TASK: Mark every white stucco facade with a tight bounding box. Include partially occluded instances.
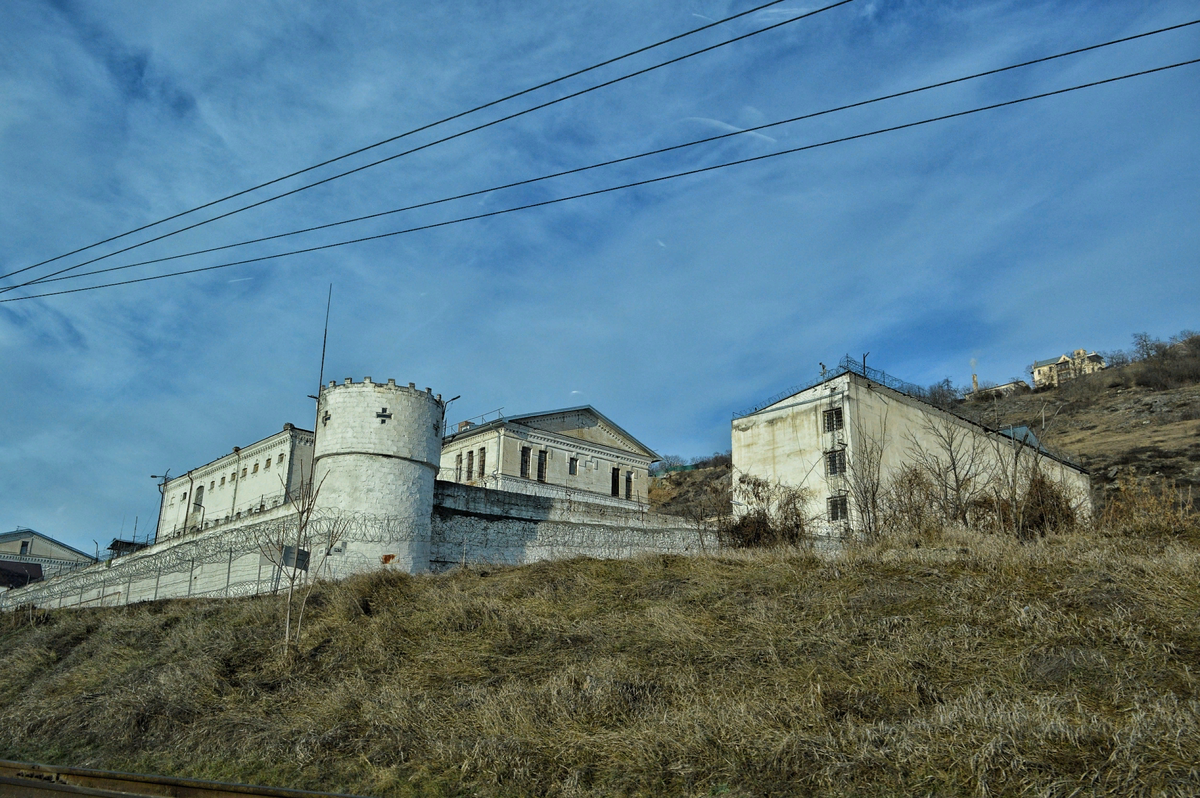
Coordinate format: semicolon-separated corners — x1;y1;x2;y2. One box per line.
156;424;314;542
1;381;700;612
439;407;657;507
732;371;1092;534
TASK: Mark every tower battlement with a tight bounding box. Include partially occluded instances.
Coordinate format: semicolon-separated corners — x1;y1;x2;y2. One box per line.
322;377;441;402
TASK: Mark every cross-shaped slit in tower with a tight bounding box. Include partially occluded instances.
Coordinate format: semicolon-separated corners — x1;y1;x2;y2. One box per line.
377;407;392;424
322;411;331;426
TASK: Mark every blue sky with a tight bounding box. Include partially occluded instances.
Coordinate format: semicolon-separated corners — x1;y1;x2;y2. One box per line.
1;0;1197;553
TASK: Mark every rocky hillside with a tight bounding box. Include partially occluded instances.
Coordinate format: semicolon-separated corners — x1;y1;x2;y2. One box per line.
959;379;1200;499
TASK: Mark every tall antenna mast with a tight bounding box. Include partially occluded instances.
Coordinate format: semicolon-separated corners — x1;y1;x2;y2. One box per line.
318;284;332;393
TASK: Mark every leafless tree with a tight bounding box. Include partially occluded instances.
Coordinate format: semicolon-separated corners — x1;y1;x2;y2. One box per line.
254;463;345;646
846;406;888;539
904;414;990;528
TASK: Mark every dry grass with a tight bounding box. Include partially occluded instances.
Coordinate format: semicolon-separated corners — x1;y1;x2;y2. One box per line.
2;529;1199;797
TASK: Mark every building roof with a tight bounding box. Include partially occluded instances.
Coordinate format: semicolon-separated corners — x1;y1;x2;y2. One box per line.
444;405;659;461
737;359;1087;474
0;528;95;562
162;422;313;488
1032;357;1064;369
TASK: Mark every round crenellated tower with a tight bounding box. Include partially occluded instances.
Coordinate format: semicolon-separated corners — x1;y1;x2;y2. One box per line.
312;377;445;573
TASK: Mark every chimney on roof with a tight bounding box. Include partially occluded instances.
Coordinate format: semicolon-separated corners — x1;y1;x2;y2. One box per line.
972;374;979;393
458;420;474;432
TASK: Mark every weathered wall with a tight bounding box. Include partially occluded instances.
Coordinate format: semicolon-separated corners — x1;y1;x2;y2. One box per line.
430;481;713;570
732;373;1092;532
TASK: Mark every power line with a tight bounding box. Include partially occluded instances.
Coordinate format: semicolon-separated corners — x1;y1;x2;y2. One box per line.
18;19;1196;291
0;0;854;289
3;57;1195;305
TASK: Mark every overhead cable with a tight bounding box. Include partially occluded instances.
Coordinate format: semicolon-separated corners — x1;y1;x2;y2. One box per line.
17;18;1196;290
3;57;1195;304
0;0;855;290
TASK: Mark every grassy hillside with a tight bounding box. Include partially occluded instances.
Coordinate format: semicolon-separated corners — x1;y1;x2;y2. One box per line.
2;527;1198;797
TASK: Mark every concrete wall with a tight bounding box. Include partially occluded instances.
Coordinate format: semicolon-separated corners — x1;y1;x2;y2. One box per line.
430;481;713;570
0;480;714;610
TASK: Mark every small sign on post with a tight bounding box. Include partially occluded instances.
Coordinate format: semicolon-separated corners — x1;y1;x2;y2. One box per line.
281;545;310;571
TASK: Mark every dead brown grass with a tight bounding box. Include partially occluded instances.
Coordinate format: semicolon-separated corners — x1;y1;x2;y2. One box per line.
2;529;1198;797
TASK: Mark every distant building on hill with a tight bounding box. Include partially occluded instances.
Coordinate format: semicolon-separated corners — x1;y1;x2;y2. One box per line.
1031;349;1106;388
965;375;1030;401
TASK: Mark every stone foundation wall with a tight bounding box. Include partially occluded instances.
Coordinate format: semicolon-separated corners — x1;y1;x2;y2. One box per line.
430;481;713;570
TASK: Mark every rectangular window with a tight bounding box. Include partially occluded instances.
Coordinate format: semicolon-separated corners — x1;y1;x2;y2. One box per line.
220;476;226;487
625;471;633;500
466;450;474;480
521;447;532;479
231;472;237;482
19;541;29;556
241;468;247;478
478;448;486;479
823;407;844;432
826;449;846;476
611;467;620;497
569;457;578;476
537;450;547;482
828;495;849;522
455;452;463;482
265;457;272;470
253;462;259;473
209;481;215;491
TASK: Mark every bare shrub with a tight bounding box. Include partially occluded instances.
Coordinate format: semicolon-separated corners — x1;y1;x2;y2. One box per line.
846;408;888;539
881;465;940;538
1101;474;1198;539
722;474;813;548
1020;466;1077;537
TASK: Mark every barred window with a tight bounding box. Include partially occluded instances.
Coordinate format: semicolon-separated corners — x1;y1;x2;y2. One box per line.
828;495;849;521
466;450;474;480
537;450;548;482
823;407;844;432
456;452;463;482
478;448;486;479
569;457;578;476
521;447;532;479
826;449;846;476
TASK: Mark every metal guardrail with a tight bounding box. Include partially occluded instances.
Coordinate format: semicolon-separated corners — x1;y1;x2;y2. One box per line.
0;759;367;797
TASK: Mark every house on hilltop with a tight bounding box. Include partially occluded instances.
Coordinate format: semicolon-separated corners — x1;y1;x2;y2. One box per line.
1031;349;1106;388
732;359;1091;537
439;406;658;507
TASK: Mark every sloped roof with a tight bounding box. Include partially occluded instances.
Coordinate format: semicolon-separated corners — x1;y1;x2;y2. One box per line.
0;528;95;562
445;405;659;460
